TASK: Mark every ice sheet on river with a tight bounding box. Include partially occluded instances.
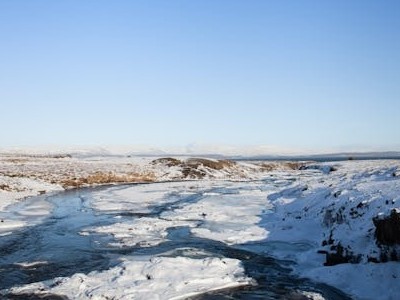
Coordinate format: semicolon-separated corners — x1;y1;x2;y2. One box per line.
84;181;273;247
7;256;252;300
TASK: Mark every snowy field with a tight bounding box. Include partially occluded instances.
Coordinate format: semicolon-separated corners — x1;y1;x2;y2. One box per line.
1;153;399;299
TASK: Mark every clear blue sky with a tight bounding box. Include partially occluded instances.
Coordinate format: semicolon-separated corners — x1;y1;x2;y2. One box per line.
1;0;399;152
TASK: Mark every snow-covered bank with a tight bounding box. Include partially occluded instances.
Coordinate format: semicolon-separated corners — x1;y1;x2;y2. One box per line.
257;160;400;300
262;160;400;263
302;261;400;300
0;175;63;235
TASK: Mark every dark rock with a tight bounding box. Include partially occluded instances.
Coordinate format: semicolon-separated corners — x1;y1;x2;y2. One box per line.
324;254;350;266
52;154;72;159
391;249;398;261
301;165;337;174
322;243;361;266
367;256;379;263
323;207;345;226
0;184;11;191
380;252;388;262
373;209;400;245
356;202;364;209
323;209;334;226
333;191;341;198
321;230;334;247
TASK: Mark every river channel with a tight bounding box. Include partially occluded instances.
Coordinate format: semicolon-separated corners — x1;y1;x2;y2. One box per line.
0;182;351;299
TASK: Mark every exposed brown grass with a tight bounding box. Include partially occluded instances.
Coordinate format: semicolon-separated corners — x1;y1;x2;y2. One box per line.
186;158;236;170
259;161;305;172
60;171;156;188
0;184;11;191
151;157;238;179
151;157;182;167
3;158;29;164
181;167;207;179
283;162;306;170
0;172;25;178
259;163;278;172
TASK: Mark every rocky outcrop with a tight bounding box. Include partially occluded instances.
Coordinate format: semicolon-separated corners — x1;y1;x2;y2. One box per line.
370;209;400;262
320;231;362;266
151;157;238;179
319;243;361;266
373;209;400;246
299;164;337;174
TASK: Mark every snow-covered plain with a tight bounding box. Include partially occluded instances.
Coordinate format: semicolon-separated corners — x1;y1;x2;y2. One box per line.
1;153;400;300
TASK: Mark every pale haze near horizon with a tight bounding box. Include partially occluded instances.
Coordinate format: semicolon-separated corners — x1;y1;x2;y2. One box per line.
1;1;399;153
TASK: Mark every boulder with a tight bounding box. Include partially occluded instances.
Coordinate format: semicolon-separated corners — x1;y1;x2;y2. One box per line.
373;209;400;246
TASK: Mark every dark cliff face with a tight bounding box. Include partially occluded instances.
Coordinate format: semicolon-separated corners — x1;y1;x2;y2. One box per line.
371;209;400;262
373;209;400;246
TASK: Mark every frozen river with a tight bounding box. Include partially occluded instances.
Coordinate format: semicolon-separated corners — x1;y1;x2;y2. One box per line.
0;181;350;299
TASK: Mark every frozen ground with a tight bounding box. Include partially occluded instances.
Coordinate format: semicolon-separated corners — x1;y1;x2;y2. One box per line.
1;153;400;299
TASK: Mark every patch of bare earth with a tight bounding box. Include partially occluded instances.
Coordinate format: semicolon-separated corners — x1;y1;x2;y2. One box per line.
60;171;156;188
259;161;306;172
0;184;11;191
186;158;237;170
151;157;182;167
